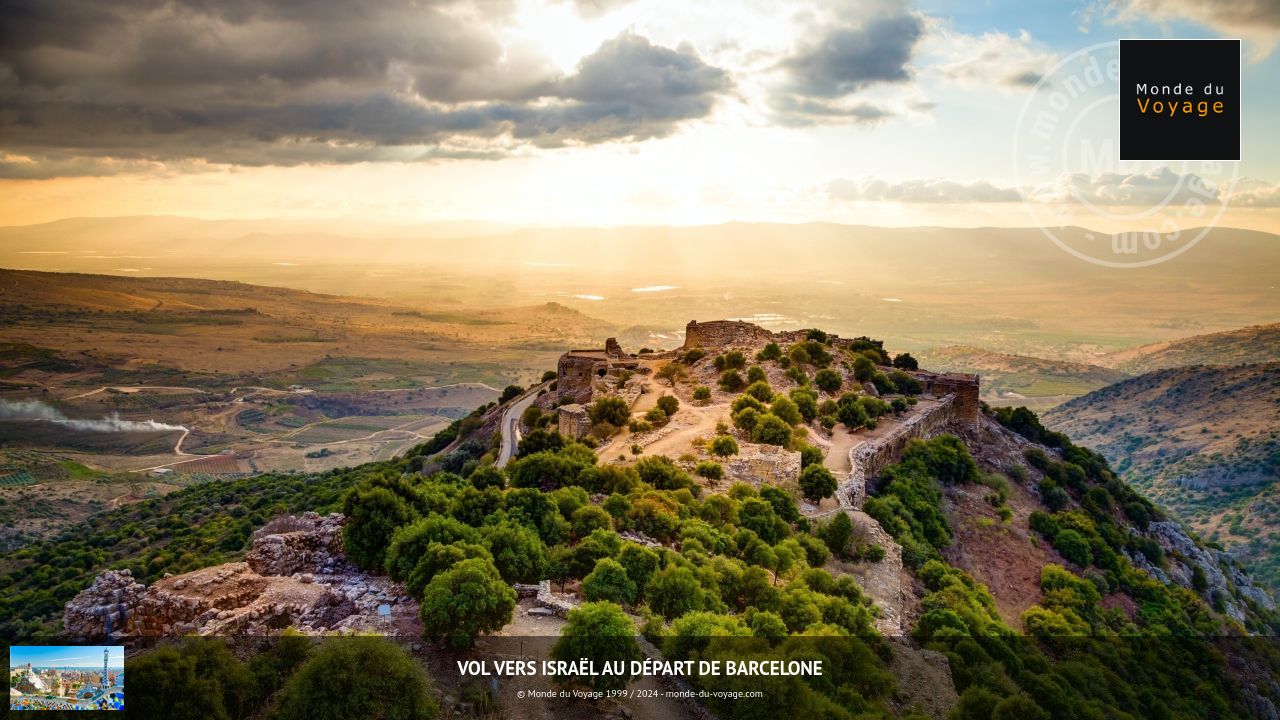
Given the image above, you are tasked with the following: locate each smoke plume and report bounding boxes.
[0,400,188,433]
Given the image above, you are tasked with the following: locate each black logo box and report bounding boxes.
[1120,39,1241,161]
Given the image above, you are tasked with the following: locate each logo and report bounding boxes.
[1013,42,1240,269]
[1120,39,1240,161]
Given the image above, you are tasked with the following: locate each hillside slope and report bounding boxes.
[1045,363,1280,593]
[919,346,1130,409]
[1104,323,1280,373]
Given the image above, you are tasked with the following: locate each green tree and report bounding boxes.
[758,342,782,361]
[799,464,838,502]
[500,385,524,403]
[589,397,631,427]
[821,512,853,557]
[342,486,417,573]
[269,638,439,720]
[635,455,695,491]
[751,413,793,446]
[710,434,739,457]
[853,356,875,382]
[695,460,724,481]
[693,385,711,401]
[747,365,768,384]
[483,521,547,582]
[551,602,642,692]
[718,369,746,392]
[745,380,775,402]
[814,369,843,394]
[770,395,803,426]
[647,565,711,619]
[129,638,257,720]
[657,395,680,416]
[571,504,613,538]
[892,353,918,370]
[385,514,481,581]
[419,558,516,649]
[468,465,506,491]
[406,542,493,599]
[1052,529,1093,567]
[582,557,638,604]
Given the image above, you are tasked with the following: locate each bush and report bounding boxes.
[571,504,613,538]
[814,369,843,393]
[799,464,838,502]
[419,558,516,649]
[892,353,919,371]
[405,542,492,599]
[551,602,642,691]
[468,465,506,491]
[500,385,524,403]
[483,522,547,583]
[647,565,712,619]
[644,407,668,425]
[853,356,875,382]
[751,413,793,446]
[770,395,803,426]
[269,638,439,720]
[129,639,257,720]
[343,487,418,573]
[821,512,853,557]
[589,397,631,427]
[710,435,739,457]
[657,395,680,416]
[635,455,696,491]
[582,558,637,604]
[693,385,711,401]
[718,370,746,392]
[695,461,724,480]
[745,380,775,402]
[747,365,768,384]
[1052,529,1093,567]
[758,342,783,361]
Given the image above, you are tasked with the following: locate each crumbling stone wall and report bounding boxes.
[722,442,802,493]
[682,320,777,350]
[914,372,980,427]
[556,404,591,440]
[837,397,958,507]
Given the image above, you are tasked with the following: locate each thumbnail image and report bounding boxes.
[9,646,124,711]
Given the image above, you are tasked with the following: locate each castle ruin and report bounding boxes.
[556,337,640,404]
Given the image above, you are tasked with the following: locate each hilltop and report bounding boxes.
[1,319,1276,720]
[1102,322,1280,374]
[1045,362,1280,594]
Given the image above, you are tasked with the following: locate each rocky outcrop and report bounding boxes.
[64,512,418,637]
[1145,520,1275,622]
[245,512,345,576]
[62,569,146,640]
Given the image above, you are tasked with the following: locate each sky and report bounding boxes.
[10,646,124,669]
[2,0,1280,232]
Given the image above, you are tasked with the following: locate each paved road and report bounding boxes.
[496,382,550,468]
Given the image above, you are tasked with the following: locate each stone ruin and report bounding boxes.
[64,512,418,638]
[556,337,643,404]
[556,403,591,440]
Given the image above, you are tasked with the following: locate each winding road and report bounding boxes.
[496,382,550,468]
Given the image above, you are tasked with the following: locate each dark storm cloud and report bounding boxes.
[0,1,730,177]
[782,15,923,97]
[772,9,923,124]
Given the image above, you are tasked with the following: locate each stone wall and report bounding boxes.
[557,352,610,403]
[722,442,802,494]
[835,397,958,508]
[914,372,980,427]
[556,404,591,440]
[682,320,777,350]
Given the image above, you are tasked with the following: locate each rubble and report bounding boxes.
[64,512,418,638]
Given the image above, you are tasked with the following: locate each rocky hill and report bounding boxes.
[1103,323,1280,374]
[1045,363,1280,594]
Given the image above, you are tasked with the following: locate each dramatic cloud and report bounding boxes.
[0,1,730,177]
[826,177,1021,203]
[771,7,924,124]
[1222,177,1280,207]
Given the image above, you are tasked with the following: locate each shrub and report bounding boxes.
[892,353,918,371]
[405,542,492,599]
[751,413,793,446]
[745,380,775,402]
[500,385,524,403]
[582,558,637,604]
[710,435,739,457]
[747,366,768,384]
[758,342,782,361]
[821,512,853,557]
[551,603,642,692]
[770,395,803,426]
[1053,529,1093,567]
[269,638,439,720]
[718,370,746,392]
[635,455,696,491]
[693,385,711,401]
[644,407,668,424]
[695,461,724,481]
[589,397,631,427]
[799,464,838,502]
[656,395,680,416]
[482,522,547,583]
[343,487,417,573]
[814,369,843,393]
[419,558,516,649]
